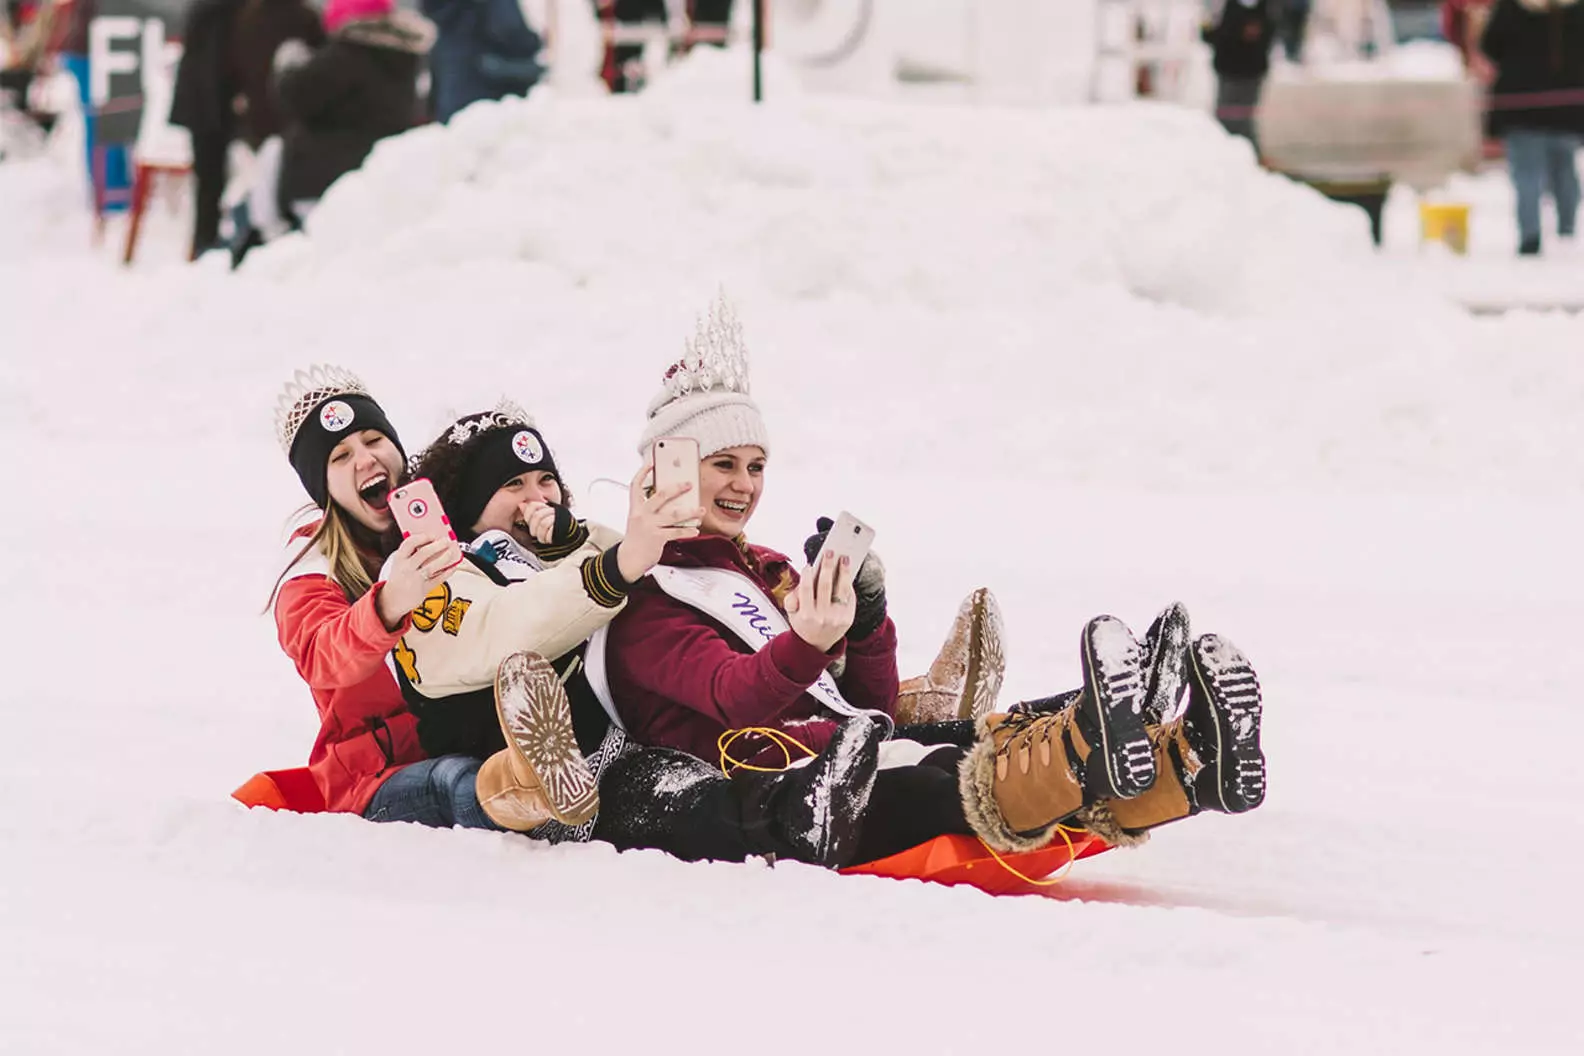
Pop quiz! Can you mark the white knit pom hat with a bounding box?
[638,293,769,459]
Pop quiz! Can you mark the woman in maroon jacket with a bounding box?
[605,299,1271,864]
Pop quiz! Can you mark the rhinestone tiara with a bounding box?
[447,397,536,446]
[663,290,750,404]
[273,364,370,455]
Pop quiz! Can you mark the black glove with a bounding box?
[533,503,590,559]
[802,516,888,640]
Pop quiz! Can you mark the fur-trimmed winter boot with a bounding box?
[895,588,1006,725]
[1076,633,1266,844]
[477,651,600,831]
[960,616,1154,852]
[732,716,884,868]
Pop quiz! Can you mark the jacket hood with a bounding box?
[337,9,437,54]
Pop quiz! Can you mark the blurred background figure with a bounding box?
[1480,0,1584,255]
[1203,0,1279,148]
[421,0,544,123]
[169,0,240,258]
[1443,0,1497,80]
[1279,0,1312,60]
[232,0,435,266]
[2,0,61,150]
[56,0,132,210]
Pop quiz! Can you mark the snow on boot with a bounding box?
[1142,602,1192,725]
[1072,615,1154,800]
[480,652,600,830]
[1183,634,1266,814]
[731,716,883,868]
[960,614,1153,851]
[895,587,1005,725]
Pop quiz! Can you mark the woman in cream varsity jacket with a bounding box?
[388,402,894,865]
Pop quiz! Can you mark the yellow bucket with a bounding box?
[1419,202,1471,255]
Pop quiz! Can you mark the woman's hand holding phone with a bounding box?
[377,536,460,629]
[614,459,705,583]
[785,549,858,653]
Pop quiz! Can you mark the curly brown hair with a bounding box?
[410,421,571,542]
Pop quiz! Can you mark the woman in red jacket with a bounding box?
[269,364,596,829]
[604,298,1269,863]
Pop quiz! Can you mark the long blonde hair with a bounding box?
[268,502,385,610]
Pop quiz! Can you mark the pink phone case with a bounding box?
[390,478,464,570]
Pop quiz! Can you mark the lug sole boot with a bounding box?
[1078,725,1197,847]
[1184,634,1266,814]
[895,587,1006,726]
[1142,602,1191,725]
[1072,615,1154,800]
[482,651,600,830]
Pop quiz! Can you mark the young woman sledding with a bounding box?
[596,299,1270,866]
[269,364,886,865]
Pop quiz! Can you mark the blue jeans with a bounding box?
[363,755,503,830]
[1505,130,1581,245]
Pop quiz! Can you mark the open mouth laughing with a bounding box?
[357,473,392,512]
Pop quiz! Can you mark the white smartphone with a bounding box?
[814,511,876,573]
[651,436,701,528]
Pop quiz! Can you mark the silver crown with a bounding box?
[664,291,751,403]
[273,364,370,455]
[447,397,536,446]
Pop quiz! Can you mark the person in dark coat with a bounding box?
[274,0,434,211]
[1202,0,1278,150]
[1481,0,1584,254]
[420,0,543,123]
[170,0,243,258]
[230,0,325,149]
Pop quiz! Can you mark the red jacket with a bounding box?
[275,560,424,814]
[606,535,899,768]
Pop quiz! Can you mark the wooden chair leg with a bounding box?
[122,164,153,266]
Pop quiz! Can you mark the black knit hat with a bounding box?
[274,366,406,508]
[438,404,561,535]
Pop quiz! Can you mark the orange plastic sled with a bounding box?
[233,768,1109,896]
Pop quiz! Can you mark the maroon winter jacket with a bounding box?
[606,534,899,768]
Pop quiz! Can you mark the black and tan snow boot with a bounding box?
[1078,632,1267,844]
[477,652,600,831]
[895,588,1006,726]
[961,616,1154,851]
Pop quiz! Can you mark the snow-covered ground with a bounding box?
[5,44,1584,1055]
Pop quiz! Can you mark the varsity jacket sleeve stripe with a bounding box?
[275,577,410,692]
[402,539,632,699]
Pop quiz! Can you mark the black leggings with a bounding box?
[849,747,976,864]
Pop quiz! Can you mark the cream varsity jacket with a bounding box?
[383,523,628,701]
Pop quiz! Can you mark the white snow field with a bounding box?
[5,54,1584,1056]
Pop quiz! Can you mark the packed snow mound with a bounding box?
[256,69,1406,321]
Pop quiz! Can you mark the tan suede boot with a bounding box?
[1075,723,1199,848]
[960,708,1091,852]
[479,651,600,832]
[895,587,1005,726]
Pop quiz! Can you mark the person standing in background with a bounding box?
[1203,0,1278,150]
[1481,0,1584,255]
[421,0,544,123]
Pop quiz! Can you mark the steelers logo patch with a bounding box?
[320,400,355,432]
[512,430,544,464]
